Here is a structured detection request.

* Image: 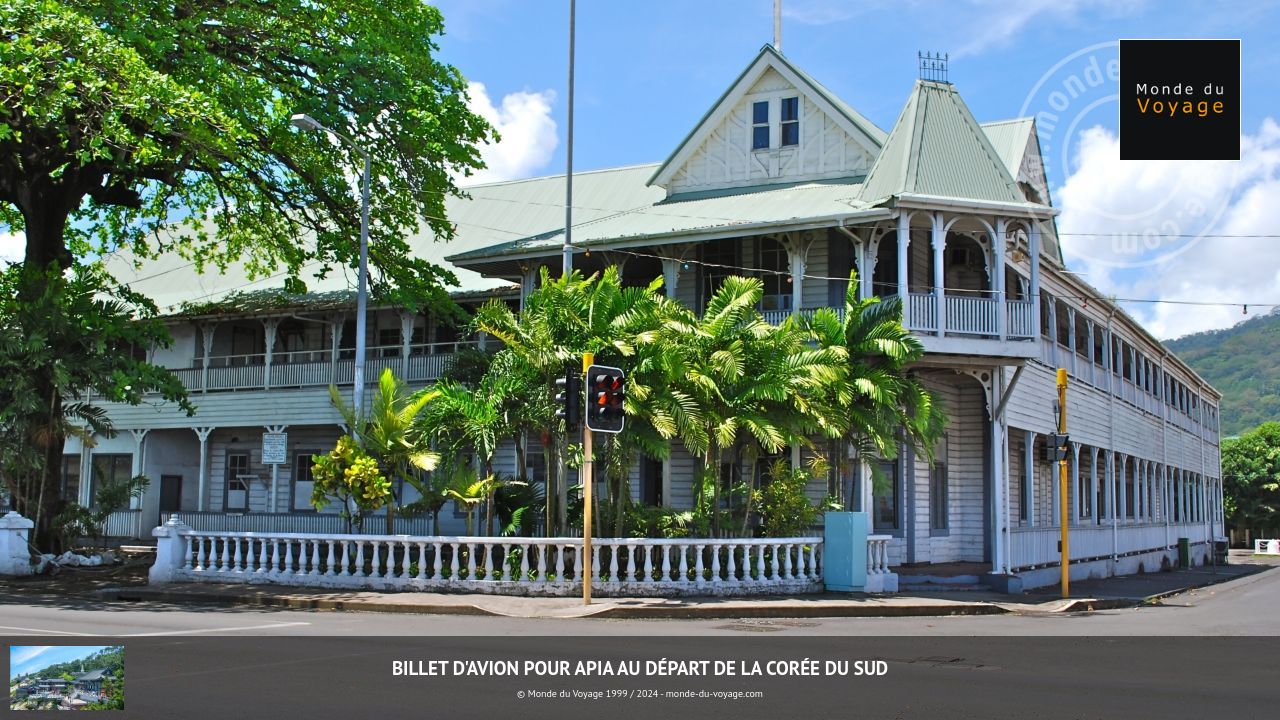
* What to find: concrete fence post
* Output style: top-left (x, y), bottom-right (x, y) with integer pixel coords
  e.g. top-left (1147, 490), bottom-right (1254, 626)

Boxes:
top-left (150, 515), bottom-right (191, 584)
top-left (0, 511), bottom-right (35, 577)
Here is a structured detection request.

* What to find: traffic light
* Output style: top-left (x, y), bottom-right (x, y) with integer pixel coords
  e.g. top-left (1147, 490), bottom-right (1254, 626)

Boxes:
top-left (585, 364), bottom-right (625, 433)
top-left (554, 365), bottom-right (581, 430)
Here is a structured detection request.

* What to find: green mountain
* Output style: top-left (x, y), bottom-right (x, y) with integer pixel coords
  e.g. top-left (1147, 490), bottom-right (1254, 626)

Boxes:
top-left (1165, 310), bottom-right (1280, 437)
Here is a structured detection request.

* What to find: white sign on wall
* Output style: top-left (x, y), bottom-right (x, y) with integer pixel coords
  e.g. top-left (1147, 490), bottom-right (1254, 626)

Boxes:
top-left (262, 432), bottom-right (288, 465)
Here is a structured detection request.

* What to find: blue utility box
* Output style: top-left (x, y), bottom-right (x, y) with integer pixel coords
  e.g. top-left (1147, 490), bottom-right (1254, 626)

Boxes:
top-left (823, 511), bottom-right (868, 592)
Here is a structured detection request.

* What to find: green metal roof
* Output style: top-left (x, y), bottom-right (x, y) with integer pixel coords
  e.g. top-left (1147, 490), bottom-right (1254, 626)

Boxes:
top-left (980, 117), bottom-right (1036, 179)
top-left (447, 178), bottom-right (872, 262)
top-left (859, 80), bottom-right (1028, 206)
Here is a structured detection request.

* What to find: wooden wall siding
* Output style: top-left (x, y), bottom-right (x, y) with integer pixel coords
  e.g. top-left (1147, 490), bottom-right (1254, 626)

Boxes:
top-left (1008, 431), bottom-right (1025, 525)
top-left (205, 426), bottom-right (341, 514)
top-left (668, 68), bottom-right (875, 194)
top-left (909, 228), bottom-right (932, 291)
top-left (893, 374), bottom-right (987, 565)
top-left (666, 440), bottom-right (698, 510)
top-left (801, 232), bottom-right (830, 310)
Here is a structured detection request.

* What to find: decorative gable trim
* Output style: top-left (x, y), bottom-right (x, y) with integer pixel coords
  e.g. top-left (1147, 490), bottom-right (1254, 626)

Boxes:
top-left (648, 45), bottom-right (885, 191)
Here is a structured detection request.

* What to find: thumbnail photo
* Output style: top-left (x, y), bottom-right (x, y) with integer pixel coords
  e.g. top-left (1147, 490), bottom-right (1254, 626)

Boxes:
top-left (9, 646), bottom-right (124, 711)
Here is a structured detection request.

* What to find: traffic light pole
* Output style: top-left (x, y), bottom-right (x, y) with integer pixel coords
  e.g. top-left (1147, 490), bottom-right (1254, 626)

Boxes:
top-left (1057, 368), bottom-right (1070, 599)
top-left (582, 351), bottom-right (594, 605)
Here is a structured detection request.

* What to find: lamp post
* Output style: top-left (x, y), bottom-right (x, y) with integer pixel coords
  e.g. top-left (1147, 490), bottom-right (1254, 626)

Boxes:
top-left (290, 113), bottom-right (371, 420)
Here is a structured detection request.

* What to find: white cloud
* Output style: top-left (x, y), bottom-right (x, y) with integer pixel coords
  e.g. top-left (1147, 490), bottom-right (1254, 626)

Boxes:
top-left (10, 646), bottom-right (53, 670)
top-left (0, 228), bottom-right (23, 264)
top-left (1058, 119), bottom-right (1280, 340)
top-left (460, 81), bottom-right (558, 185)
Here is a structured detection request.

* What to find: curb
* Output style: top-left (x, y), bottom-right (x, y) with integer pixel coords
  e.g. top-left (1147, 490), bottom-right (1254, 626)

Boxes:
top-left (95, 566), bottom-right (1271, 620)
top-left (98, 586), bottom-right (1015, 619)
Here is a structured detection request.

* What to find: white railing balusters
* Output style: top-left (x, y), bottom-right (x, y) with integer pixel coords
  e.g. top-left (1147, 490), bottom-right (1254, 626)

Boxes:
top-left (159, 531), bottom-right (827, 596)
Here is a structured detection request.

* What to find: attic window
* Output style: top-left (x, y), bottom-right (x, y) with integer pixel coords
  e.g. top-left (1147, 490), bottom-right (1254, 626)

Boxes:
top-left (752, 101), bottom-right (769, 150)
top-left (781, 97), bottom-right (799, 146)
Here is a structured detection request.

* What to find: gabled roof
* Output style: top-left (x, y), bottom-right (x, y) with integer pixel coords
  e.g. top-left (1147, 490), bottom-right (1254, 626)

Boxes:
top-left (859, 80), bottom-right (1028, 206)
top-left (980, 117), bottom-right (1036, 179)
top-left (648, 44), bottom-right (887, 189)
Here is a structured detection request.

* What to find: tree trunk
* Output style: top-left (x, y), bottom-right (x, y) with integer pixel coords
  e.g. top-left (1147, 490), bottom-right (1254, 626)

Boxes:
top-left (13, 191), bottom-right (78, 553)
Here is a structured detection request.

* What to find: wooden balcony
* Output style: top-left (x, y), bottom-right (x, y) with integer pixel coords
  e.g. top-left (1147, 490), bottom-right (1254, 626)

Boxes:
top-left (170, 341), bottom-right (482, 393)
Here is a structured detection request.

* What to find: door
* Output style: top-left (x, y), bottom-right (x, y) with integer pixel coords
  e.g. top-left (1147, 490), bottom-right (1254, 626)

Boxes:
top-left (160, 475), bottom-right (182, 513)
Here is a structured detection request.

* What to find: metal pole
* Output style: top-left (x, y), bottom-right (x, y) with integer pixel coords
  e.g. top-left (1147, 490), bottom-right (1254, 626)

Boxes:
top-left (1057, 368), bottom-right (1070, 598)
top-left (562, 0), bottom-right (575, 277)
top-left (582, 351), bottom-right (594, 605)
top-left (353, 151), bottom-right (371, 423)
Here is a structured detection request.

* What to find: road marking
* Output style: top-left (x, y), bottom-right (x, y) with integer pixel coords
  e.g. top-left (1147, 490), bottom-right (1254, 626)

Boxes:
top-left (120, 621), bottom-right (312, 637)
top-left (0, 625), bottom-right (97, 636)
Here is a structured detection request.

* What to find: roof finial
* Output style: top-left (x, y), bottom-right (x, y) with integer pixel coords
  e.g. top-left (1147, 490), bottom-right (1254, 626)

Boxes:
top-left (774, 0), bottom-right (782, 53)
top-left (918, 51), bottom-right (950, 84)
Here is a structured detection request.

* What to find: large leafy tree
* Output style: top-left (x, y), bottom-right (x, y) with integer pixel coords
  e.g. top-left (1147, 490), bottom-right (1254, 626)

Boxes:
top-left (1222, 422), bottom-right (1280, 538)
top-left (0, 0), bottom-right (494, 547)
top-left (0, 263), bottom-right (189, 549)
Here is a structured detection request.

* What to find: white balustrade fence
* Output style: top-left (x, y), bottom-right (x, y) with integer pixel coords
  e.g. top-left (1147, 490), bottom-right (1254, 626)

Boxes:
top-left (149, 517), bottom-right (823, 597)
top-left (864, 535), bottom-right (897, 593)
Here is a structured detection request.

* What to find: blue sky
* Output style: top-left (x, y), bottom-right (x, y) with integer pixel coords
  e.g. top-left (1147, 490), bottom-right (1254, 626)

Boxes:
top-left (432, 0), bottom-right (1280, 339)
top-left (10, 646), bottom-right (110, 680)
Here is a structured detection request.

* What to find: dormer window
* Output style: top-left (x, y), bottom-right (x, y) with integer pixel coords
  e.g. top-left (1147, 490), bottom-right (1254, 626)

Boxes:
top-left (752, 101), bottom-right (770, 150)
top-left (781, 97), bottom-right (799, 146)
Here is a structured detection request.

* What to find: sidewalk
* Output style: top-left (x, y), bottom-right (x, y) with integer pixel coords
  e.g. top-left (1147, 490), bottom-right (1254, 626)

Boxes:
top-left (93, 561), bottom-right (1272, 620)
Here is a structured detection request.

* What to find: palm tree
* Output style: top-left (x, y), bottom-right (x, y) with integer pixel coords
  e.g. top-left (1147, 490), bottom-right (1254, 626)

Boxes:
top-left (649, 276), bottom-right (846, 533)
top-left (473, 266), bottom-right (670, 535)
top-left (802, 272), bottom-right (946, 505)
top-left (329, 368), bottom-right (439, 534)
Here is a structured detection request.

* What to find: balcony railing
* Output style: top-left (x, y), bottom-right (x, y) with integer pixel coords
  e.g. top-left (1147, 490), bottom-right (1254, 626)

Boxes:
top-left (172, 341), bottom-right (482, 393)
top-left (907, 293), bottom-right (937, 332)
top-left (945, 295), bottom-right (998, 336)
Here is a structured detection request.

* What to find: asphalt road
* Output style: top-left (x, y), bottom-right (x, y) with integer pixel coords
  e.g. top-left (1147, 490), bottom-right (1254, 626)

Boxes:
top-left (2, 564), bottom-right (1278, 637)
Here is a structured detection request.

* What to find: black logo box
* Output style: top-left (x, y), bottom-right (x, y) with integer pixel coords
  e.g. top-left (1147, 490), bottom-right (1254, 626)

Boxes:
top-left (1120, 39), bottom-right (1240, 160)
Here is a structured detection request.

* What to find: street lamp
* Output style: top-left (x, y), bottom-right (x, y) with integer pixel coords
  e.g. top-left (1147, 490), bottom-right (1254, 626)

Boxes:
top-left (289, 113), bottom-right (372, 421)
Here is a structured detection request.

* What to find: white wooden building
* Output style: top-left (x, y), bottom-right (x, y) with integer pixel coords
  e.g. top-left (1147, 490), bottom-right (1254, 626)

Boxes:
top-left (79, 46), bottom-right (1222, 591)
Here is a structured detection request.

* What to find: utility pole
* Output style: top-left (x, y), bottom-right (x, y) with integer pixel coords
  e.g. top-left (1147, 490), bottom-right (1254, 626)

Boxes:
top-left (563, 0), bottom-right (576, 277)
top-left (581, 351), bottom-right (594, 605)
top-left (1057, 368), bottom-right (1071, 598)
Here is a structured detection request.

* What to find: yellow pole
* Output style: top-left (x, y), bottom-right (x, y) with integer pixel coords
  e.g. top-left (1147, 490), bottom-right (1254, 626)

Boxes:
top-left (1057, 368), bottom-right (1070, 599)
top-left (582, 352), bottom-right (594, 605)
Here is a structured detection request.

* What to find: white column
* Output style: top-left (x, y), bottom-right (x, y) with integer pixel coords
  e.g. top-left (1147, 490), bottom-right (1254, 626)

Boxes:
top-left (931, 213), bottom-right (945, 337)
top-left (129, 429), bottom-right (149, 510)
top-left (520, 266), bottom-right (538, 310)
top-left (994, 218), bottom-right (1007, 341)
top-left (1028, 223), bottom-right (1041, 336)
top-left (660, 258), bottom-right (681, 300)
top-left (789, 238), bottom-right (808, 319)
top-left (399, 311), bottom-right (415, 377)
top-left (990, 369), bottom-right (1007, 574)
top-left (896, 213), bottom-right (910, 323)
top-left (263, 318), bottom-right (279, 390)
top-left (861, 232), bottom-right (880, 300)
top-left (194, 427), bottom-right (214, 512)
top-left (329, 315), bottom-right (343, 385)
top-left (199, 323), bottom-right (216, 394)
